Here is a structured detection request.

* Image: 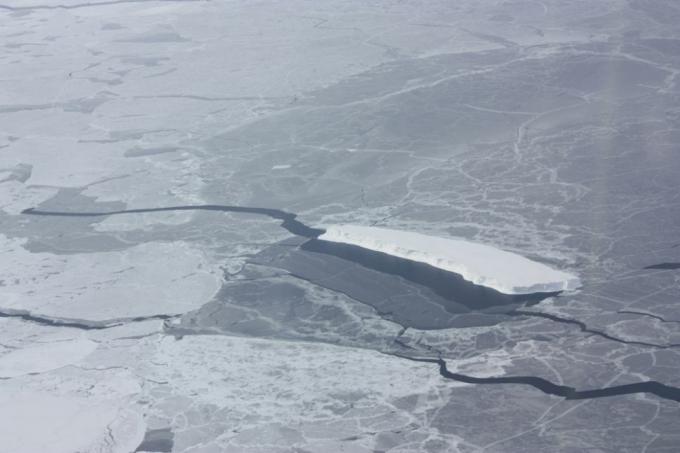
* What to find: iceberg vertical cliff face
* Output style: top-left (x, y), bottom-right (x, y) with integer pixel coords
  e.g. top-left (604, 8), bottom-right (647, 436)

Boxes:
top-left (319, 225), bottom-right (580, 295)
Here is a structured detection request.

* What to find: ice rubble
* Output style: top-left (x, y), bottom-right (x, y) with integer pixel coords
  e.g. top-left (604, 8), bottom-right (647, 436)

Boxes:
top-left (319, 225), bottom-right (580, 295)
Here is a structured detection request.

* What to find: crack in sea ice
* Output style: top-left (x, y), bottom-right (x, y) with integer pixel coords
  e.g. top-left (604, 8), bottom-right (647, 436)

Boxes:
top-left (0, 308), bottom-right (175, 330)
top-left (394, 354), bottom-right (680, 403)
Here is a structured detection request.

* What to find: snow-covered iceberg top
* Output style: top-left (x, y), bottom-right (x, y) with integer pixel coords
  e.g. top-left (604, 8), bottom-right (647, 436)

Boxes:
top-left (319, 225), bottom-right (580, 295)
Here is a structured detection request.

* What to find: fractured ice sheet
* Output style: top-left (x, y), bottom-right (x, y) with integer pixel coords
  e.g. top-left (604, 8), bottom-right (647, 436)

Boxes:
top-left (3, 0), bottom-right (680, 451)
top-left (0, 341), bottom-right (146, 453)
top-left (94, 333), bottom-right (478, 452)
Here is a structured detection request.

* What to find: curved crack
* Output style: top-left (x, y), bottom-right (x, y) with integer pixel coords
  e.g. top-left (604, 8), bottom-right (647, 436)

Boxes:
top-left (0, 308), bottom-right (174, 330)
top-left (393, 354), bottom-right (680, 403)
top-left (510, 309), bottom-right (680, 349)
top-left (618, 309), bottom-right (680, 324)
top-left (22, 205), bottom-right (324, 238)
top-left (643, 262), bottom-right (680, 270)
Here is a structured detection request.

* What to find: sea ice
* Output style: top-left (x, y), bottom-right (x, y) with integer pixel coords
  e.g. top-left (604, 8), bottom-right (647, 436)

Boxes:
top-left (0, 235), bottom-right (221, 322)
top-left (0, 337), bottom-right (97, 378)
top-left (0, 390), bottom-right (144, 453)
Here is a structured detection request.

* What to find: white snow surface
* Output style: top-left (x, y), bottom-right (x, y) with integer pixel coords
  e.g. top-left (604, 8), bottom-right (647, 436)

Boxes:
top-left (272, 164), bottom-right (292, 170)
top-left (0, 390), bottom-right (144, 453)
top-left (0, 235), bottom-right (222, 322)
top-left (0, 337), bottom-right (97, 378)
top-left (320, 225), bottom-right (581, 295)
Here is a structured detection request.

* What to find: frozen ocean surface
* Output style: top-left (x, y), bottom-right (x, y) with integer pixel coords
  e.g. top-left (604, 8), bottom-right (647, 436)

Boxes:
top-left (1, 0), bottom-right (680, 452)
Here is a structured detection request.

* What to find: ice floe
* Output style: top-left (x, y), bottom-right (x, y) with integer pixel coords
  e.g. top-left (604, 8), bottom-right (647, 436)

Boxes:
top-left (0, 235), bottom-right (221, 322)
top-left (319, 225), bottom-right (580, 295)
top-left (0, 390), bottom-right (144, 453)
top-left (0, 337), bottom-right (97, 378)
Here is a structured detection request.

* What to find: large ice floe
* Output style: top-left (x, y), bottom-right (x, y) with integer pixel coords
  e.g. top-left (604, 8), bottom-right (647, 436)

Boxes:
top-left (319, 225), bottom-right (580, 295)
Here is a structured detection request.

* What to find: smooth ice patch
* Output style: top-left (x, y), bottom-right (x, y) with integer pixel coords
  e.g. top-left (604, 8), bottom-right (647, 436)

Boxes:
top-left (0, 337), bottom-right (98, 378)
top-left (0, 391), bottom-right (144, 453)
top-left (272, 164), bottom-right (292, 170)
top-left (0, 235), bottom-right (222, 321)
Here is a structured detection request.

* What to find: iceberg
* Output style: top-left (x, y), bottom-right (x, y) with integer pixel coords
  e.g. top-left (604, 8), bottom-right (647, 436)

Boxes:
top-left (318, 225), bottom-right (580, 295)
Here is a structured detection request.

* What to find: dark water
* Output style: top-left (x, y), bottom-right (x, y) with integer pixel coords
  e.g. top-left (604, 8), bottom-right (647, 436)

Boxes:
top-left (22, 205), bottom-right (325, 238)
top-left (302, 239), bottom-right (558, 310)
top-left (403, 356), bottom-right (680, 403)
top-left (644, 262), bottom-right (680, 270)
top-left (135, 428), bottom-right (174, 453)
top-left (249, 238), bottom-right (559, 330)
top-left (0, 309), bottom-right (108, 330)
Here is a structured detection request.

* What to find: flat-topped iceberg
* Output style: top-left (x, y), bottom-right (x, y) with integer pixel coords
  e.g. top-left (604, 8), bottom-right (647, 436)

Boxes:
top-left (319, 225), bottom-right (580, 295)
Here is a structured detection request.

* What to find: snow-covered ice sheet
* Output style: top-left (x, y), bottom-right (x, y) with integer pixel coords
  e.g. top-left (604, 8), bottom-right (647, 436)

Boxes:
top-left (0, 337), bottom-right (97, 378)
top-left (320, 225), bottom-right (580, 295)
top-left (0, 389), bottom-right (144, 453)
top-left (0, 235), bottom-right (221, 322)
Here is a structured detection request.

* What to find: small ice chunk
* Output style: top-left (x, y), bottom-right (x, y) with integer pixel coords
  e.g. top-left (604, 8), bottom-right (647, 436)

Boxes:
top-left (319, 225), bottom-right (580, 295)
